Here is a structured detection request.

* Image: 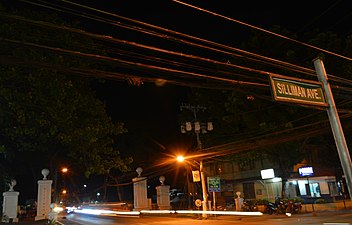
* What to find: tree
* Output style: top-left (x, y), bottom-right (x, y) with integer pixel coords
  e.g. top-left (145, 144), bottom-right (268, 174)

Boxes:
top-left (0, 3), bottom-right (132, 198)
top-left (182, 25), bottom-right (352, 197)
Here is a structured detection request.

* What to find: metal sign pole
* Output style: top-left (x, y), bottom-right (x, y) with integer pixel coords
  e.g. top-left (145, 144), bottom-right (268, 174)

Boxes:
top-left (213, 191), bottom-right (216, 211)
top-left (313, 58), bottom-right (352, 200)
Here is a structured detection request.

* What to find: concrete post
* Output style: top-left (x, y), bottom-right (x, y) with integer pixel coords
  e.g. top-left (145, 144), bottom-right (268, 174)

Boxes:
top-left (133, 167), bottom-right (149, 210)
top-left (35, 169), bottom-right (53, 221)
top-left (235, 191), bottom-right (243, 211)
top-left (156, 176), bottom-right (171, 210)
top-left (2, 180), bottom-right (19, 223)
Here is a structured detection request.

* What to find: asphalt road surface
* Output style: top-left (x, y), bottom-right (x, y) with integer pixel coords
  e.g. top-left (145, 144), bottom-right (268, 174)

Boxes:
top-left (60, 210), bottom-right (352, 225)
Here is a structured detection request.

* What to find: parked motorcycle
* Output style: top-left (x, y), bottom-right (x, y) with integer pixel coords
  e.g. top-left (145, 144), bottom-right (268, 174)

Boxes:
top-left (285, 200), bottom-right (302, 214)
top-left (264, 198), bottom-right (302, 215)
top-left (241, 199), bottom-right (258, 212)
top-left (276, 199), bottom-right (287, 214)
top-left (263, 202), bottom-right (277, 215)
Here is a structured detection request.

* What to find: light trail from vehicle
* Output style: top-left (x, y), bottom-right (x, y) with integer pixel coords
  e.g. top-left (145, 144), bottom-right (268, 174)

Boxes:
top-left (73, 207), bottom-right (263, 217)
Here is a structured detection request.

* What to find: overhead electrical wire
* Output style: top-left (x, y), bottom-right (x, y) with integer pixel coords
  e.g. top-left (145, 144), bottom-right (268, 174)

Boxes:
top-left (173, 0), bottom-right (352, 63)
top-left (0, 37), bottom-right (270, 88)
top-left (3, 1), bottom-right (352, 114)
top-left (13, 0), bottom-right (326, 78)
top-left (3, 0), bottom-right (352, 156)
top-left (10, 0), bottom-right (352, 88)
top-left (30, 1), bottom-right (352, 87)
top-left (0, 10), bottom-right (350, 94)
top-left (199, 113), bottom-right (352, 160)
top-left (0, 13), bottom-right (271, 84)
top-left (4, 0), bottom-right (352, 108)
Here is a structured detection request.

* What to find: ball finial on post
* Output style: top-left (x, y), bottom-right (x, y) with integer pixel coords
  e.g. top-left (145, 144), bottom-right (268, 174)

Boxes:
top-left (41, 169), bottom-right (50, 180)
top-left (136, 167), bottom-right (143, 177)
top-left (159, 176), bottom-right (165, 185)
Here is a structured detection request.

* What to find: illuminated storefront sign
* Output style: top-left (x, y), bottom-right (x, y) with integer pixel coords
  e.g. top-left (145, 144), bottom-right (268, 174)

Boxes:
top-left (299, 166), bottom-right (314, 177)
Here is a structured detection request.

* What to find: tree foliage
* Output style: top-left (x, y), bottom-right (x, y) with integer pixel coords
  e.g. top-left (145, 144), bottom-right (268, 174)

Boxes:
top-left (0, 4), bottom-right (132, 181)
top-left (182, 25), bottom-right (352, 187)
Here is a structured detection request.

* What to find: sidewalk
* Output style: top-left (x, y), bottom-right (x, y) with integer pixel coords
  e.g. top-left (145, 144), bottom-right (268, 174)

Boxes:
top-left (0, 219), bottom-right (45, 225)
top-left (0, 216), bottom-right (81, 225)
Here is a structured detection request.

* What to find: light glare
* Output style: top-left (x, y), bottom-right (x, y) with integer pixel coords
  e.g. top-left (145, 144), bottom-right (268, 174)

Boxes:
top-left (176, 156), bottom-right (184, 162)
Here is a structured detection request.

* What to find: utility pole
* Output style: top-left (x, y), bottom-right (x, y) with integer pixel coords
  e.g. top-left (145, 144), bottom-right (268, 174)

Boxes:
top-left (314, 58), bottom-right (352, 200)
top-left (180, 103), bottom-right (213, 217)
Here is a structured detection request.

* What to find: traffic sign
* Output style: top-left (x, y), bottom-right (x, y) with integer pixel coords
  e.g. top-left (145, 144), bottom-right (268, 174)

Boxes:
top-left (269, 74), bottom-right (327, 107)
top-left (207, 176), bottom-right (221, 192)
top-left (195, 199), bottom-right (202, 207)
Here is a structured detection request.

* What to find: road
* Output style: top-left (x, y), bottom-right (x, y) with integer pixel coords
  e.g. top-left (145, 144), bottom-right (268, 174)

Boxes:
top-left (61, 210), bottom-right (352, 225)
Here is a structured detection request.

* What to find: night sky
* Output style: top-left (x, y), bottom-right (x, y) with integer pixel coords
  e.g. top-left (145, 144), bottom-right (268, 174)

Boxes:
top-left (79, 0), bottom-right (352, 131)
top-left (81, 0), bottom-right (352, 150)
top-left (76, 0), bottom-right (352, 187)
top-left (4, 0), bottom-right (352, 202)
top-left (75, 0), bottom-right (352, 41)
top-left (64, 0), bottom-right (352, 181)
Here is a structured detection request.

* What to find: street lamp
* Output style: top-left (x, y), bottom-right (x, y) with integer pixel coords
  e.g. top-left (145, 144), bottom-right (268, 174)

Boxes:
top-left (53, 167), bottom-right (68, 203)
top-left (176, 156), bottom-right (185, 162)
top-left (176, 155), bottom-right (208, 217)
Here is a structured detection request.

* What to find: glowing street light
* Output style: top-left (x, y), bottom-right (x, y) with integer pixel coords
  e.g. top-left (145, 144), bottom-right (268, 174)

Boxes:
top-left (53, 167), bottom-right (69, 203)
top-left (176, 156), bottom-right (185, 162)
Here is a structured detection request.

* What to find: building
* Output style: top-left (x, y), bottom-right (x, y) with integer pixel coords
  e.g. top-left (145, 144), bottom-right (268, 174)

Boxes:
top-left (204, 146), bottom-right (348, 205)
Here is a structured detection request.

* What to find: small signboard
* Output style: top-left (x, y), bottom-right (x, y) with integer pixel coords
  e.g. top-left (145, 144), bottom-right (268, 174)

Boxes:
top-left (299, 166), bottom-right (314, 177)
top-left (261, 168), bottom-right (275, 179)
top-left (269, 74), bottom-right (327, 107)
top-left (195, 199), bottom-right (202, 207)
top-left (192, 170), bottom-right (201, 182)
top-left (207, 176), bottom-right (221, 192)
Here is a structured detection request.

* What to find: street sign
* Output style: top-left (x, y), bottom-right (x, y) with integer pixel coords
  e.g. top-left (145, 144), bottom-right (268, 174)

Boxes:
top-left (207, 176), bottom-right (221, 192)
top-left (269, 74), bottom-right (327, 107)
top-left (192, 170), bottom-right (200, 182)
top-left (195, 199), bottom-right (202, 207)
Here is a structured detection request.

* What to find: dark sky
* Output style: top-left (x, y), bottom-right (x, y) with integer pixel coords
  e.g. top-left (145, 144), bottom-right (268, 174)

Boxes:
top-left (64, 0), bottom-right (352, 156)
top-left (92, 80), bottom-right (190, 152)
top-left (5, 0), bottom-right (351, 156)
top-left (80, 0), bottom-right (352, 149)
top-left (75, 0), bottom-right (352, 41)
top-left (6, 0), bottom-right (352, 199)
top-left (64, 0), bottom-right (352, 190)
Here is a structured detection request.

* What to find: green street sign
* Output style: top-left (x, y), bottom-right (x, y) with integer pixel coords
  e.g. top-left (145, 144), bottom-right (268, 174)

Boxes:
top-left (269, 74), bottom-right (327, 107)
top-left (207, 176), bottom-right (221, 192)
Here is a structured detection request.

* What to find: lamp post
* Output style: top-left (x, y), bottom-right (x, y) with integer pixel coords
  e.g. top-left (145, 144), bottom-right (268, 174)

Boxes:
top-left (180, 104), bottom-right (213, 216)
top-left (176, 156), bottom-right (209, 217)
top-left (53, 167), bottom-right (68, 204)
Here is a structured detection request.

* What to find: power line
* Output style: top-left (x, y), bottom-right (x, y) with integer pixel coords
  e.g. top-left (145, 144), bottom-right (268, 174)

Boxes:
top-left (295, 0), bottom-right (344, 34)
top-left (7, 1), bottom-right (352, 88)
top-left (173, 0), bottom-right (352, 62)
top-left (10, 0), bottom-right (320, 78)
